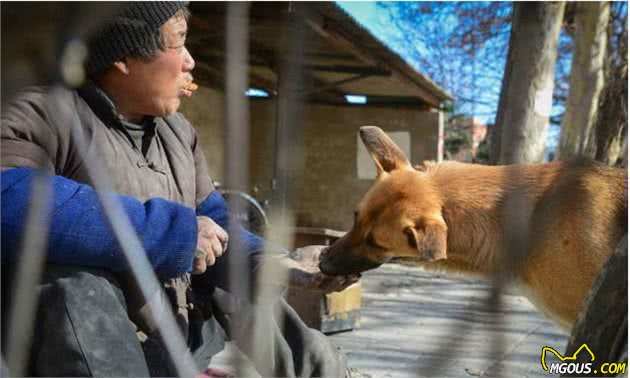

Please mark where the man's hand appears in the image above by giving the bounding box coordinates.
[192,216,228,274]
[288,245,360,293]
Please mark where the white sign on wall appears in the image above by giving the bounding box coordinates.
[357,130,410,179]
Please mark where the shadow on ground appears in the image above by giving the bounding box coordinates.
[209,263,568,377]
[329,263,568,378]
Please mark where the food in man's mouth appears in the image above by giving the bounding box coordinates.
[184,82,198,92]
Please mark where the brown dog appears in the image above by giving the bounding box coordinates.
[320,126,627,331]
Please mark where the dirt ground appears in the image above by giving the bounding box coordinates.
[210,263,569,377]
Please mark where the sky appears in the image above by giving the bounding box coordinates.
[337,1,563,152]
[337,1,498,123]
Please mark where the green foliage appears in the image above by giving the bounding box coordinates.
[473,138,490,164]
[444,127,472,158]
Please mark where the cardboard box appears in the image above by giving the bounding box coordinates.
[287,282,361,334]
[286,227,362,334]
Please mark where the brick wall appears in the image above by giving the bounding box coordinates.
[180,88,442,231]
[179,86,225,180]
[296,105,441,230]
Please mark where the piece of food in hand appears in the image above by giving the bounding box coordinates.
[289,246,361,292]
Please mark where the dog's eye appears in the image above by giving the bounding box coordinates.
[366,233,384,250]
[353,210,359,224]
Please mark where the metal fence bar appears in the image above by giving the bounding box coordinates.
[5,171,51,377]
[270,4,309,228]
[224,3,312,374]
[224,3,253,376]
[255,5,310,371]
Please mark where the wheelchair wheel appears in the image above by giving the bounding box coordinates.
[219,190,269,236]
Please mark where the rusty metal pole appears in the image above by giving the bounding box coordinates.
[224,3,252,376]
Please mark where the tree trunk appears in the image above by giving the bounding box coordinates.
[488,12,516,164]
[563,235,627,377]
[556,2,610,160]
[491,2,565,165]
[593,62,628,165]
[594,2,628,166]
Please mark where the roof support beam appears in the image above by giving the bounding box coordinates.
[302,72,372,96]
[303,64,390,76]
[194,60,278,95]
[246,44,351,103]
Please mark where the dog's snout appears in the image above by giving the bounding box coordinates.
[319,259,332,275]
[319,246,345,275]
[318,246,330,261]
[318,248,335,275]
[319,245,384,276]
[422,248,447,262]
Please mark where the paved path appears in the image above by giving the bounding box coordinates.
[210,263,569,377]
[329,264,568,378]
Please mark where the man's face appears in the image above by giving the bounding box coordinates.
[125,14,195,117]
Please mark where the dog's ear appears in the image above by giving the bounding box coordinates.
[404,220,447,261]
[359,126,412,176]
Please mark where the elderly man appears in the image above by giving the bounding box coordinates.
[1,2,355,376]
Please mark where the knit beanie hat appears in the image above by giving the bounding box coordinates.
[86,1,189,78]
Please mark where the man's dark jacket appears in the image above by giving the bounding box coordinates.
[0,85,347,378]
[1,84,264,279]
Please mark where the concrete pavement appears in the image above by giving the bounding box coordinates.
[329,264,568,378]
[209,263,569,377]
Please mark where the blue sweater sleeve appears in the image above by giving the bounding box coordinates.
[1,168,197,279]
